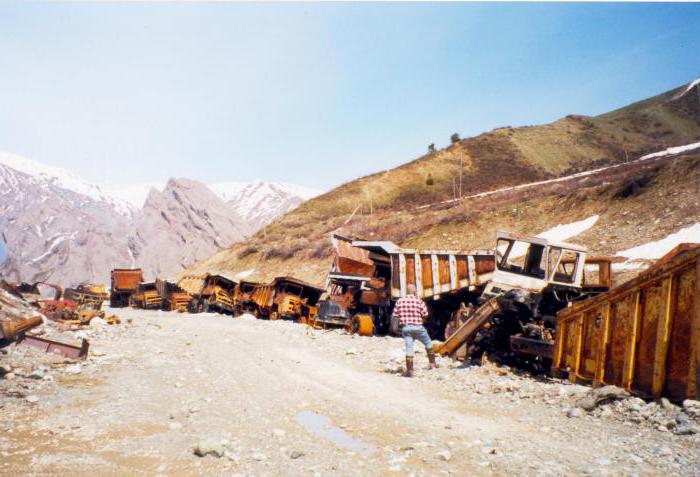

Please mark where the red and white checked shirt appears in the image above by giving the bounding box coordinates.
[392,294,429,326]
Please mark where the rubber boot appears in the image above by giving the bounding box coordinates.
[427,350,439,369]
[403,357,414,377]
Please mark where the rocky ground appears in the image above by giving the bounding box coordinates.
[1,308,699,476]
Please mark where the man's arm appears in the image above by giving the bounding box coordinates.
[420,300,429,322]
[392,300,403,320]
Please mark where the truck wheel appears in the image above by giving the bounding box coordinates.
[352,314,374,336]
[270,311,279,321]
[201,299,209,313]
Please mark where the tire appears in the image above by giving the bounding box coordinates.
[270,311,279,321]
[351,314,374,336]
[201,299,209,313]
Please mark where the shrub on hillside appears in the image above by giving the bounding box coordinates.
[237,245,259,259]
[264,242,305,260]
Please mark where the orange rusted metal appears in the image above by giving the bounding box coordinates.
[552,244,700,400]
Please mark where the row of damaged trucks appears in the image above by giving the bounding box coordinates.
[112,232,700,402]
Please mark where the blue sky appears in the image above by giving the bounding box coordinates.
[0,2,698,191]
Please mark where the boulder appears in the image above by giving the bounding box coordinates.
[193,438,224,458]
[576,386,630,411]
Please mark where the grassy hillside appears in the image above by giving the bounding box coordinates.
[188,81,700,285]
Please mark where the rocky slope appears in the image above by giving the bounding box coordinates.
[188,78,700,285]
[129,179,250,279]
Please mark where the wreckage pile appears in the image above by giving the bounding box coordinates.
[99,231,700,404]
[3,229,698,408]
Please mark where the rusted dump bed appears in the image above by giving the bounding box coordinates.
[177,275,207,296]
[349,240,494,300]
[552,244,700,401]
[111,269,144,291]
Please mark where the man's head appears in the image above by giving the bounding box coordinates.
[406,284,417,296]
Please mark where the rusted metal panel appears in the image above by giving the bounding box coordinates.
[111,269,144,291]
[420,255,433,290]
[414,254,423,298]
[391,255,400,295]
[553,244,700,400]
[456,256,469,280]
[436,298,500,356]
[665,265,696,397]
[177,275,207,296]
[404,255,416,287]
[17,334,89,360]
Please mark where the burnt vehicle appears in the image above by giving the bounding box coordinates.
[438,231,611,371]
[316,235,494,336]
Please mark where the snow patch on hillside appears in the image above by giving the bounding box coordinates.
[638,142,700,161]
[510,215,599,258]
[671,77,700,101]
[616,223,700,260]
[537,215,599,243]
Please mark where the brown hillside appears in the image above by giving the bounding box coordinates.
[188,81,700,286]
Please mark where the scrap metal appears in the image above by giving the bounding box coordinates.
[553,243,700,400]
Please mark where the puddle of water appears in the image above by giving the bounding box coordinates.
[295,411,376,457]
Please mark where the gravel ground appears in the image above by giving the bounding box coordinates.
[1,308,699,476]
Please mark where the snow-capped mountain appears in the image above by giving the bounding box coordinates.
[0,152,134,216]
[111,180,322,231]
[209,181,321,230]
[0,152,321,285]
[0,155,133,285]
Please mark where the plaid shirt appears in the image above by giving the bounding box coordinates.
[392,294,428,326]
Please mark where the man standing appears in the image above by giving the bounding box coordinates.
[392,284,438,377]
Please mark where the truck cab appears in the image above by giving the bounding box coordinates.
[482,232,587,300]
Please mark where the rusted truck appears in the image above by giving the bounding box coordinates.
[178,274,238,314]
[437,231,612,370]
[110,268,144,308]
[234,280,262,315]
[156,278,192,312]
[552,243,699,401]
[131,282,163,309]
[64,284,109,310]
[317,234,495,336]
[250,276,324,322]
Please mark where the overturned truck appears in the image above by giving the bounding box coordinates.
[437,231,612,370]
[317,235,495,336]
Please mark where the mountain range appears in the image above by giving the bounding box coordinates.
[0,152,320,285]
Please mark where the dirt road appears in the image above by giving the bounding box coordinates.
[2,309,699,476]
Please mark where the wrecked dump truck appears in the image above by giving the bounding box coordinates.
[131,282,163,310]
[250,276,324,322]
[553,243,699,401]
[64,284,109,310]
[110,268,144,307]
[177,274,238,314]
[156,278,193,312]
[317,234,495,336]
[437,231,612,370]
